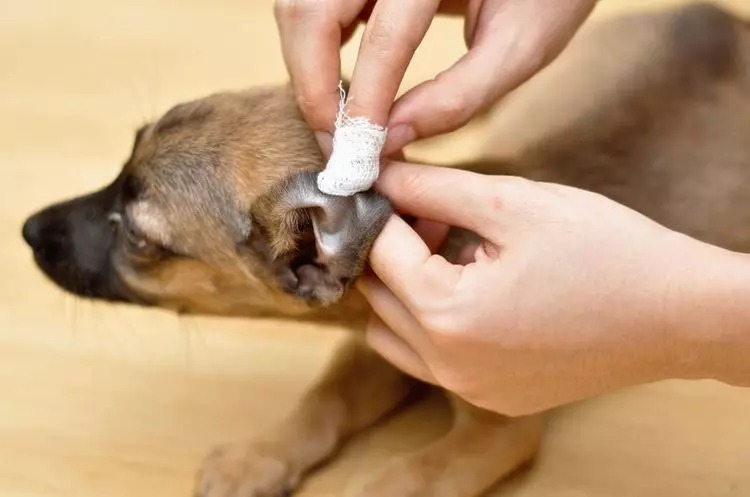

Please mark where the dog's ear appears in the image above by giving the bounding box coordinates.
[250,171,392,306]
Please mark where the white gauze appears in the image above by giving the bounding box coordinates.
[316,82,388,197]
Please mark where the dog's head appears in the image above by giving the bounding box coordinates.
[22,86,392,319]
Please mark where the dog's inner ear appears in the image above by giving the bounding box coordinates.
[250,171,392,306]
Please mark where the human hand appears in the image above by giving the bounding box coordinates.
[359,162,750,415]
[274,0,597,155]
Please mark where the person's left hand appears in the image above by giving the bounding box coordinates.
[274,0,596,155]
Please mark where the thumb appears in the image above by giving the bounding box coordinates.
[383,0,596,153]
[375,161,506,243]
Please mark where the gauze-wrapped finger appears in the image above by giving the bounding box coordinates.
[317,82,388,196]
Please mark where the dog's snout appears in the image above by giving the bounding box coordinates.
[21,180,133,302]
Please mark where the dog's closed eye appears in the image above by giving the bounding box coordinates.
[108,210,171,260]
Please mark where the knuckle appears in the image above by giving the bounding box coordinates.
[294,90,318,115]
[433,89,471,125]
[394,163,431,201]
[489,176,537,211]
[408,260,468,338]
[294,89,334,130]
[422,255,458,291]
[409,256,460,303]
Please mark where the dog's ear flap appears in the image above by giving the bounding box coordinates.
[251,171,392,306]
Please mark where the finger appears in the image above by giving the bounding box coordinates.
[316,132,334,160]
[346,0,442,125]
[376,162,507,242]
[343,0,464,46]
[275,0,369,133]
[384,0,596,151]
[367,215,463,306]
[366,316,438,384]
[358,275,435,353]
[385,41,524,153]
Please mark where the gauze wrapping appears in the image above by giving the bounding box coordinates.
[316,82,388,197]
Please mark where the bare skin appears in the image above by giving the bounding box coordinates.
[362,163,750,416]
[274,0,597,154]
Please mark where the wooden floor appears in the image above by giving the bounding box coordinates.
[2,0,750,496]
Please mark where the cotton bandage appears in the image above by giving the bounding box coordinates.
[316,83,388,197]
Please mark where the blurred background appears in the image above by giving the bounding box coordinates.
[1,0,749,496]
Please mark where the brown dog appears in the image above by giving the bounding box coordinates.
[21,3,750,496]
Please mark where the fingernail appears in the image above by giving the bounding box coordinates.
[315,131,333,159]
[384,124,416,156]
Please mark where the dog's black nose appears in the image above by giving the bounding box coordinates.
[22,214,43,249]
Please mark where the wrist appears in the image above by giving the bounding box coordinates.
[663,234,750,387]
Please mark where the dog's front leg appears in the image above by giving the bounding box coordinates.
[349,396,543,497]
[195,337,416,497]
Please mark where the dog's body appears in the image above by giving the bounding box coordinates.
[21,3,750,496]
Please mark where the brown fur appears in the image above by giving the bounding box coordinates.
[21,3,750,496]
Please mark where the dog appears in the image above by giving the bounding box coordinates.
[21,3,750,496]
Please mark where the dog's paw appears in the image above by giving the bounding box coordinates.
[194,443,299,497]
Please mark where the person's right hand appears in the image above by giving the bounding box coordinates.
[359,162,750,416]
[274,0,597,156]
